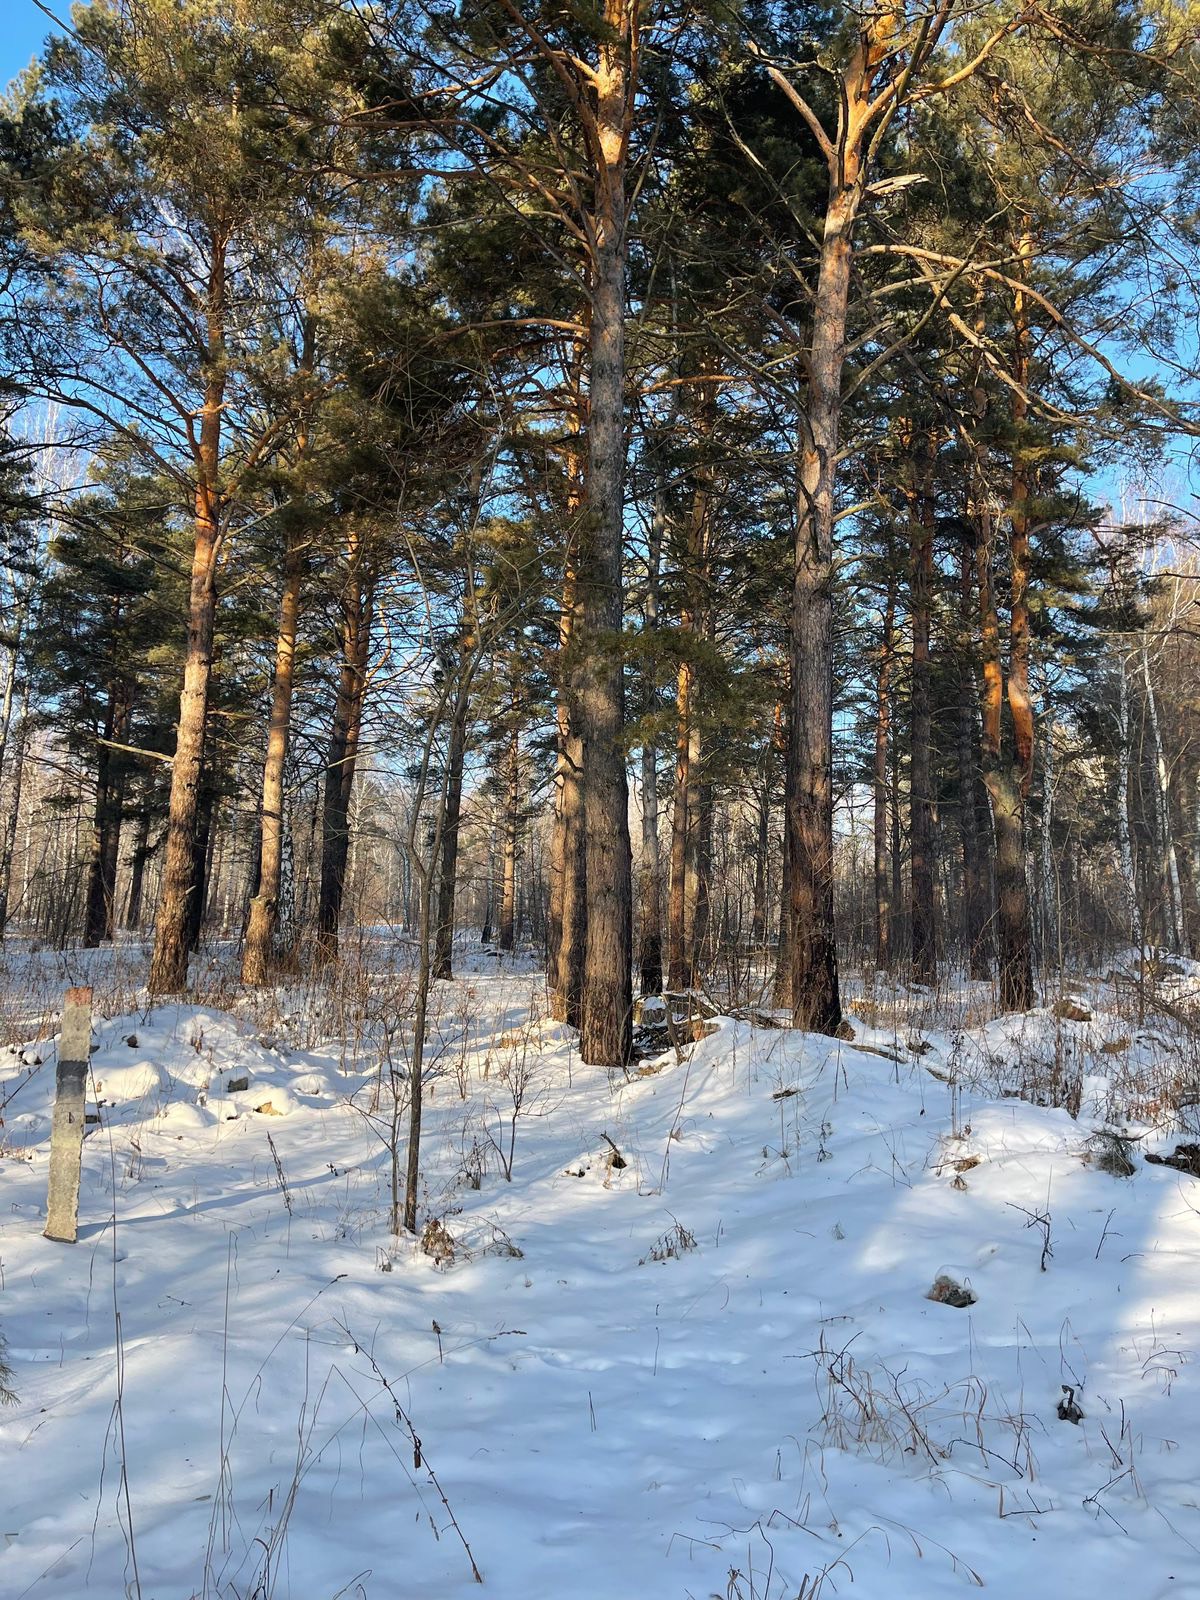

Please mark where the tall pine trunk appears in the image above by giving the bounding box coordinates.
[786,168,855,1033]
[750,745,772,950]
[772,694,793,1008]
[148,236,226,995]
[243,537,303,983]
[874,572,896,970]
[317,544,373,958]
[433,666,468,980]
[638,449,666,995]
[124,808,152,931]
[977,483,1032,1011]
[1170,747,1200,956]
[763,11,917,1031]
[668,666,697,990]
[639,736,663,994]
[957,522,991,978]
[84,682,129,947]
[186,777,216,953]
[908,432,936,983]
[499,705,520,952]
[1141,632,1185,948]
[577,24,634,1067]
[690,776,713,978]
[995,236,1036,1009]
[0,685,30,937]
[667,373,715,993]
[548,413,587,1026]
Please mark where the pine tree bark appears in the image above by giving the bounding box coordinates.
[84,682,129,947]
[995,237,1036,1009]
[956,545,991,979]
[124,809,152,930]
[1141,632,1185,948]
[638,450,666,995]
[768,18,916,1033]
[481,812,498,944]
[242,536,303,984]
[0,624,25,794]
[977,478,1033,1011]
[668,369,715,992]
[1170,747,1200,956]
[639,736,663,994]
[890,730,904,947]
[772,695,793,1008]
[499,705,520,952]
[148,236,226,995]
[186,776,215,953]
[908,432,936,984]
[0,686,30,938]
[432,666,468,980]
[1115,652,1143,947]
[668,667,697,990]
[690,776,713,978]
[317,541,373,959]
[874,573,896,970]
[759,4,1000,1027]
[577,21,634,1067]
[750,747,772,950]
[786,170,855,1033]
[548,414,587,1026]
[1038,716,1057,964]
[549,592,587,1024]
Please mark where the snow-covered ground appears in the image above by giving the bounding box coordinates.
[3,944,1200,1599]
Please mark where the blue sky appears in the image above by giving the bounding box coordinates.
[2,0,65,94]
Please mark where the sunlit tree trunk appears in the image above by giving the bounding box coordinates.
[977,445,1033,1011]
[149,234,227,995]
[786,165,855,1033]
[995,236,1036,1009]
[578,14,635,1066]
[243,534,303,983]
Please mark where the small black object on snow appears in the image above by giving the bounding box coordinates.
[1057,1384,1084,1423]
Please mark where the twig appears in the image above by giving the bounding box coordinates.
[338,1322,483,1584]
[1095,1207,1117,1260]
[599,1131,626,1168]
[266,1131,293,1215]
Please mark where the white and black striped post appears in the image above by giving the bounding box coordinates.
[44,986,92,1244]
